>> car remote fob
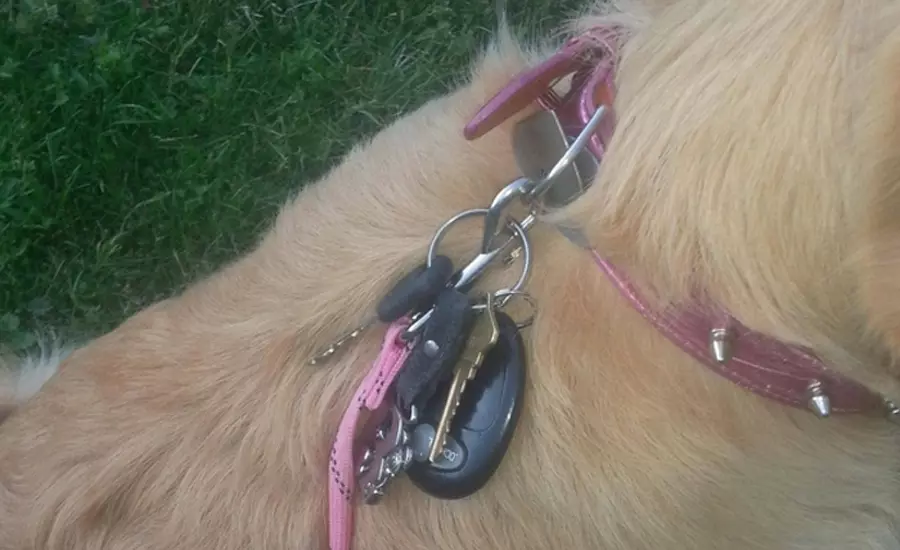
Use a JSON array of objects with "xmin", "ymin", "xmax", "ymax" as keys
[{"xmin": 406, "ymin": 309, "xmax": 526, "ymax": 500}]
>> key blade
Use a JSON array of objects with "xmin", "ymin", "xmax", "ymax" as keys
[
  {"xmin": 427, "ymin": 369, "xmax": 469, "ymax": 464},
  {"xmin": 308, "ymin": 317, "xmax": 375, "ymax": 366}
]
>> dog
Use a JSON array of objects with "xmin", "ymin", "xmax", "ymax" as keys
[{"xmin": 4, "ymin": 0, "xmax": 900, "ymax": 548}]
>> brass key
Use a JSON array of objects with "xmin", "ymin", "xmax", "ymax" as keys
[{"xmin": 427, "ymin": 293, "xmax": 500, "ymax": 464}]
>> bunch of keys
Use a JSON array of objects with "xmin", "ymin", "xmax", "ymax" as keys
[
  {"xmin": 357, "ymin": 283, "xmax": 527, "ymax": 502},
  {"xmin": 322, "ymin": 104, "xmax": 607, "ymax": 503}
]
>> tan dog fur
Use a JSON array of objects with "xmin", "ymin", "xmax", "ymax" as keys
[{"xmin": 3, "ymin": 0, "xmax": 900, "ymax": 548}]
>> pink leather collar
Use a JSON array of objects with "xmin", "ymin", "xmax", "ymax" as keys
[{"xmin": 465, "ymin": 27, "xmax": 887, "ymax": 417}]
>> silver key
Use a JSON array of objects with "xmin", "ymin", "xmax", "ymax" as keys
[{"xmin": 308, "ymin": 317, "xmax": 375, "ymax": 366}]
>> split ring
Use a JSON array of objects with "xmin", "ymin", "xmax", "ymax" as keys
[
  {"xmin": 491, "ymin": 218, "xmax": 531, "ymax": 305},
  {"xmin": 426, "ymin": 208, "xmax": 489, "ymax": 269},
  {"xmin": 426, "ymin": 209, "xmax": 531, "ymax": 296},
  {"xmin": 471, "ymin": 289, "xmax": 538, "ymax": 330}
]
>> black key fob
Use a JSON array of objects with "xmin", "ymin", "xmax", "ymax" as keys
[{"xmin": 406, "ymin": 310, "xmax": 527, "ymax": 500}]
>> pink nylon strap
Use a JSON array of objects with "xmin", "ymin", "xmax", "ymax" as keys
[{"xmin": 328, "ymin": 319, "xmax": 412, "ymax": 550}]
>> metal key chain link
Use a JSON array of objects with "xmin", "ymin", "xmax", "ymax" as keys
[{"xmin": 357, "ymin": 403, "xmax": 419, "ymax": 504}]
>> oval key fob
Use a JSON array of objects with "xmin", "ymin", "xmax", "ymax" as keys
[{"xmin": 406, "ymin": 310, "xmax": 526, "ymax": 500}]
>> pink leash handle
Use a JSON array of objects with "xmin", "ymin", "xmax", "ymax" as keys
[{"xmin": 328, "ymin": 318, "xmax": 413, "ymax": 550}]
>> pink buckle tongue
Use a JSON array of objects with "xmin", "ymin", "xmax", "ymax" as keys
[
  {"xmin": 463, "ymin": 33, "xmax": 617, "ymax": 160},
  {"xmin": 463, "ymin": 39, "xmax": 594, "ymax": 140}
]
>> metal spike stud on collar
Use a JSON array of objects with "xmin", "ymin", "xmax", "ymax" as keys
[
  {"xmin": 806, "ymin": 380, "xmax": 832, "ymax": 418},
  {"xmin": 709, "ymin": 328, "xmax": 733, "ymax": 364}
]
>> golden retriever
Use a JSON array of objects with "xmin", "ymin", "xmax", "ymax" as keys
[{"xmin": 3, "ymin": 0, "xmax": 900, "ymax": 548}]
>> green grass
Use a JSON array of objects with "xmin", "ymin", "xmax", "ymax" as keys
[{"xmin": 0, "ymin": 0, "xmax": 583, "ymax": 351}]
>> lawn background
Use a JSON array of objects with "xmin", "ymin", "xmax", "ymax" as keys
[{"xmin": 1, "ymin": 0, "xmax": 584, "ymax": 352}]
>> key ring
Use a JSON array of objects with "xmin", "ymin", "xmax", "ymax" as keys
[
  {"xmin": 426, "ymin": 208, "xmax": 489, "ymax": 269},
  {"xmin": 426, "ymin": 209, "xmax": 531, "ymax": 296},
  {"xmin": 472, "ymin": 288, "xmax": 538, "ymax": 329},
  {"xmin": 491, "ymin": 217, "xmax": 531, "ymax": 307}
]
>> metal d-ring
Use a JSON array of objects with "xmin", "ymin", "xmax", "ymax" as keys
[{"xmin": 528, "ymin": 104, "xmax": 607, "ymax": 202}]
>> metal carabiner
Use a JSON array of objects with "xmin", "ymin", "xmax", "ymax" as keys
[
  {"xmin": 527, "ymin": 104, "xmax": 608, "ymax": 202},
  {"xmin": 480, "ymin": 177, "xmax": 532, "ymax": 254}
]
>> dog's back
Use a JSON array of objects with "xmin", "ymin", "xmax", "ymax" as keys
[{"xmin": 3, "ymin": 1, "xmax": 900, "ymax": 549}]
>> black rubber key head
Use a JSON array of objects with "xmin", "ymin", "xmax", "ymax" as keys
[
  {"xmin": 376, "ymin": 255, "xmax": 454, "ymax": 323},
  {"xmin": 394, "ymin": 288, "xmax": 476, "ymax": 413}
]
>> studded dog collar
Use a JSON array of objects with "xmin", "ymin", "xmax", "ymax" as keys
[
  {"xmin": 325, "ymin": 24, "xmax": 897, "ymax": 550},
  {"xmin": 464, "ymin": 26, "xmax": 891, "ymax": 418}
]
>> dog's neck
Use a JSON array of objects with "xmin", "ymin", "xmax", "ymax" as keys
[{"xmin": 464, "ymin": 27, "xmax": 893, "ymax": 420}]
